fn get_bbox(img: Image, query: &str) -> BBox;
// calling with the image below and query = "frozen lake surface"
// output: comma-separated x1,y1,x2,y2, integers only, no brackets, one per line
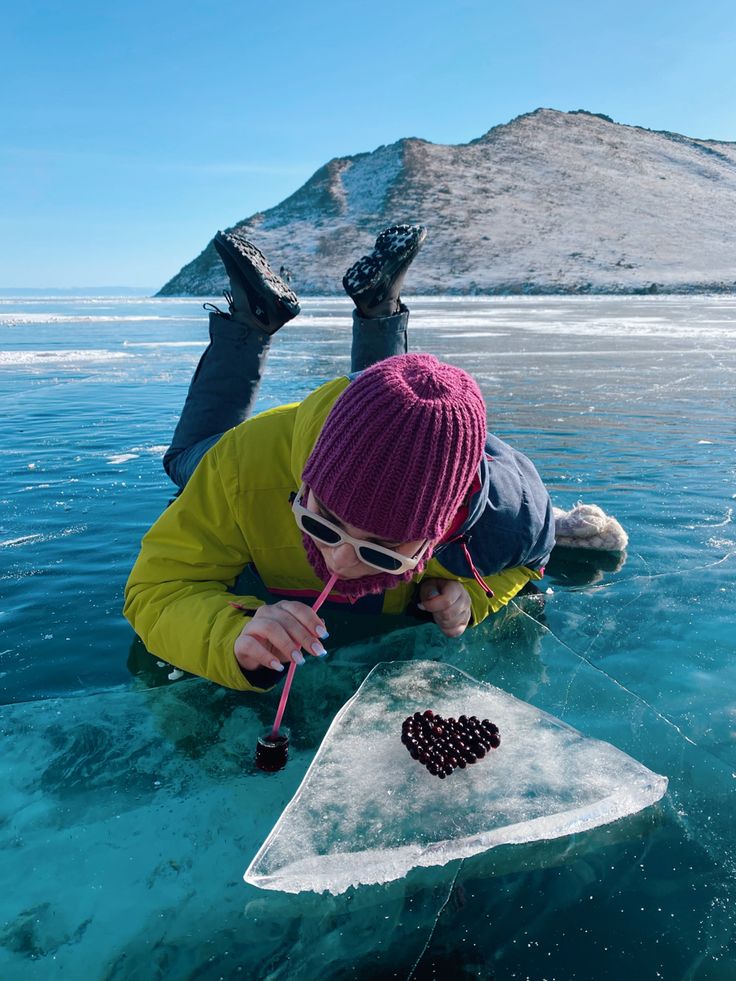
0,295,734,978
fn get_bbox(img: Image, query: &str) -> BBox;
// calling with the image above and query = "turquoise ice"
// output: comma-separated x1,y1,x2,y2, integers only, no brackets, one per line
1,294,734,978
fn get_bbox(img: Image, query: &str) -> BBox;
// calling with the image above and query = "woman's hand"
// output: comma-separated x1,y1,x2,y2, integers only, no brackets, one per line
234,601,328,673
418,578,472,637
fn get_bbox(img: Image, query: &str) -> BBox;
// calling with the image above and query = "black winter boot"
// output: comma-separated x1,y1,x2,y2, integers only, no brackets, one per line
213,231,300,334
343,224,426,318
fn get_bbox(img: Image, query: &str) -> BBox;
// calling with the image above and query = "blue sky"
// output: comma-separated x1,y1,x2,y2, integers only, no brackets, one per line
3,0,735,289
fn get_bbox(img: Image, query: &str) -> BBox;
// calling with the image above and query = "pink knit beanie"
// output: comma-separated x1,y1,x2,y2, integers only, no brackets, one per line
302,354,488,542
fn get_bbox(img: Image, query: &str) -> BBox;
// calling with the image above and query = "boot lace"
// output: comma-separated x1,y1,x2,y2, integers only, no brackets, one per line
202,290,235,317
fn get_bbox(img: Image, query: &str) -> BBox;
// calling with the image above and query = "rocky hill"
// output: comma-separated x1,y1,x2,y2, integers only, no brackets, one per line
157,109,736,296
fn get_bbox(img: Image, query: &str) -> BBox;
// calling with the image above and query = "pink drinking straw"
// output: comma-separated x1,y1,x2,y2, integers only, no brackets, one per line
269,572,338,739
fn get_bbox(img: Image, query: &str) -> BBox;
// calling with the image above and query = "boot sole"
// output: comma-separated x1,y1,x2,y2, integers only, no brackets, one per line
214,232,301,326
343,224,426,305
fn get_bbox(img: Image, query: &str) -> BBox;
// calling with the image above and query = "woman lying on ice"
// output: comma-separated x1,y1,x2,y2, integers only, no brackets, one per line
123,225,556,692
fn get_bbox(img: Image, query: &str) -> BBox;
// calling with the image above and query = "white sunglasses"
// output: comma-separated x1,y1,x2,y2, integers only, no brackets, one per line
291,484,430,574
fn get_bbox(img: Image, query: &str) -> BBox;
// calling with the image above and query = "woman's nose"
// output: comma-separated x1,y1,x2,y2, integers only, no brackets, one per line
329,541,360,568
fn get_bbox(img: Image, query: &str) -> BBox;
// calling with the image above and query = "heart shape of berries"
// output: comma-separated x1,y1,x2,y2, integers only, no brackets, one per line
401,709,500,779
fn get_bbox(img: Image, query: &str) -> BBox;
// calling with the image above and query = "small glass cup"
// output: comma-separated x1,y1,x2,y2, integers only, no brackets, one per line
255,727,290,772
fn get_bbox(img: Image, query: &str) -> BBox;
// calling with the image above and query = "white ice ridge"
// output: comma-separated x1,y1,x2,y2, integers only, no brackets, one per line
244,660,667,895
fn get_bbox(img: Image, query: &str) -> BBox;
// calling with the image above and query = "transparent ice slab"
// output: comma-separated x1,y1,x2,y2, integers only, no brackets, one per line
245,660,667,895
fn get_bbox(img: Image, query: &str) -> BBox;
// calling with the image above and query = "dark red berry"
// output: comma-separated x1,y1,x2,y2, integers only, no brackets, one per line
402,712,499,776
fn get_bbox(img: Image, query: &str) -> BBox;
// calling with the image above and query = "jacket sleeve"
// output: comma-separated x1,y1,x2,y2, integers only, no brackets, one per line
419,557,543,626
123,441,272,692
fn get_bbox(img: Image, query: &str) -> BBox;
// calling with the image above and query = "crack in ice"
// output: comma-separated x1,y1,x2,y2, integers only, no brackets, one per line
406,860,465,980
507,599,736,777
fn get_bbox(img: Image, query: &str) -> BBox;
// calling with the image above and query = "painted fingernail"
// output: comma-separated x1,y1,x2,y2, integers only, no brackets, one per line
291,650,305,666
426,589,440,598
316,625,329,639
269,659,285,672
311,642,327,657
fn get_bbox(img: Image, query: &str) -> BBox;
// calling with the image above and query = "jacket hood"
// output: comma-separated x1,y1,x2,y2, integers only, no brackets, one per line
435,433,556,576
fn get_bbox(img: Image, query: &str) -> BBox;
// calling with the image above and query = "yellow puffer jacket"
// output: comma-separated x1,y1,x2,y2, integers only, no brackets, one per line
123,377,540,691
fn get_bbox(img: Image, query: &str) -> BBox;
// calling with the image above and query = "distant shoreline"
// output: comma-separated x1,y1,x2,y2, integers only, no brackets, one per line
156,282,736,299
0,287,158,298
3,283,735,301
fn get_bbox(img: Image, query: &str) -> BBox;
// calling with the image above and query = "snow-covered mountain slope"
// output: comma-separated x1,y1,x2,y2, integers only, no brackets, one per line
158,109,736,296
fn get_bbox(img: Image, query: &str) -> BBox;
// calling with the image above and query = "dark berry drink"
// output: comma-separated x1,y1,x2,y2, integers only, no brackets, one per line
255,728,290,772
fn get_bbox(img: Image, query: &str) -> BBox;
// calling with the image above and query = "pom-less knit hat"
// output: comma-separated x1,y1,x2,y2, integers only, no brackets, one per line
302,354,488,542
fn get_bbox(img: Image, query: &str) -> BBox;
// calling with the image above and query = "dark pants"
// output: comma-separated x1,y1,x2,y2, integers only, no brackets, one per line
163,305,410,489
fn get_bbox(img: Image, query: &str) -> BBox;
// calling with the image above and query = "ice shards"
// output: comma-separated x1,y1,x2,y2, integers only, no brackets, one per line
244,660,667,895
